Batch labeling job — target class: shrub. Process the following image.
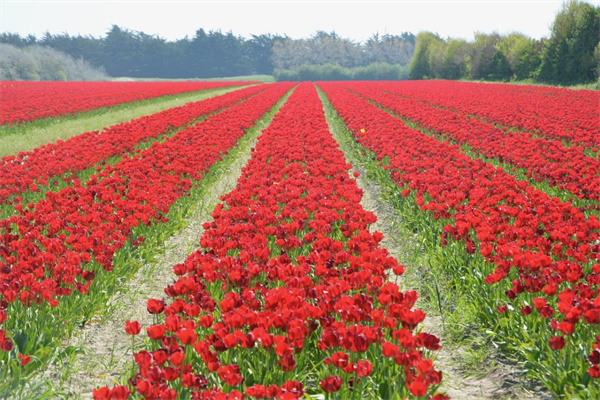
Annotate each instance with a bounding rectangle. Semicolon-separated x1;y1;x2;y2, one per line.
274;62;408;81
0;43;108;81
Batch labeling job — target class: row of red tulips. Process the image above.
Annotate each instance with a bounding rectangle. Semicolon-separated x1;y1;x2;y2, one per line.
95;83;445;400
0;81;254;126
317;82;600;381
337;82;600;207
0;83;294;361
0;84;268;209
374;80;599;148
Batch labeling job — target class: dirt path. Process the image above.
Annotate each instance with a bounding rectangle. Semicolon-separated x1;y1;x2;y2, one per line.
353;163;543;400
42;117;273;400
319;89;552;400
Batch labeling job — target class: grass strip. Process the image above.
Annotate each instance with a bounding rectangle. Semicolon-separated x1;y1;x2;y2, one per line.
354;91;600;218
0;88;265;220
0;85;253;157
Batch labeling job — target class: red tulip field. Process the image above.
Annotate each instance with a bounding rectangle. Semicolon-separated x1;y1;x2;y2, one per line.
0;80;598;399
0;81;255;127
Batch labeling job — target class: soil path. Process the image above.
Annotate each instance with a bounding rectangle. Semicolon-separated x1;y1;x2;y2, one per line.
319;89;552;400
43;116;272;399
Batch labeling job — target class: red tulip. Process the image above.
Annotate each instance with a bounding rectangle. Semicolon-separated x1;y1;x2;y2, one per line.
125;320;141;335
549;336;565;350
146;325;165;341
319;376;343;393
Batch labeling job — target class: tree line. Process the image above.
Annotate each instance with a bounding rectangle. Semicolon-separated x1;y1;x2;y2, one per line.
271;31;415;81
409;0;599;85
0;26;416;80
0;0;597;85
0;26;281;79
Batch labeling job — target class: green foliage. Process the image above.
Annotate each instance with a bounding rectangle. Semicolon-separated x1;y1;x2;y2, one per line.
595;42;600;79
274;62;408;81
406;1;599;85
275;64;353;81
271;31;415;71
353;62;409;80
441;39;471;80
3;1;598;84
470;33;503;80
488;49;512;81
364;33;416;66
497;33;542;80
539;0;600;84
0;26;286;79
1;28;415;80
0;43;107;81
408;32;443;79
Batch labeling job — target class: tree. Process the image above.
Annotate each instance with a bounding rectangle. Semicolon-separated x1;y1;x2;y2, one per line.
102;25;142;77
0;43;39;80
539;0;600;84
496;33;542;80
441;39;471;79
409;32;443;79
246;34;285;74
0;33;30;47
0;43;106;81
426;36;447;78
365;33;415;65
488;49;512;81
470;33;503;80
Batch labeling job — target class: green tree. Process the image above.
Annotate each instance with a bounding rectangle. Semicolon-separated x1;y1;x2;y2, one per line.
441;39;471;79
429;36;448;78
102;25;141;77
246;34;285;75
365;33;415;66
497;33;542;80
409;32;443;79
539;0;600;84
470;33;502;80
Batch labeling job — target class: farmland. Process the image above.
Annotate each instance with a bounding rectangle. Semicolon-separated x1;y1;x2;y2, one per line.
0;80;598;399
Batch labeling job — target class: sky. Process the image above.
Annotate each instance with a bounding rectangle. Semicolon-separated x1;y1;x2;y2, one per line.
2;0;600;44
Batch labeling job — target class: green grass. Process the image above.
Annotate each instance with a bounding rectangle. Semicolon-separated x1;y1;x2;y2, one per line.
0;85;251;158
0;95;236;220
194;74;275;83
120;75;276;83
351;89;599;215
458;78;600;91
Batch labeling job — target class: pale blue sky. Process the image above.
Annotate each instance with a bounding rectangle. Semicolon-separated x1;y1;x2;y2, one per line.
2;0;598;43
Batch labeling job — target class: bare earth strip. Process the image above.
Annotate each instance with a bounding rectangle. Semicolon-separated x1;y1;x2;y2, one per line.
38;89;293;399
0;85;250;158
318;87;552;400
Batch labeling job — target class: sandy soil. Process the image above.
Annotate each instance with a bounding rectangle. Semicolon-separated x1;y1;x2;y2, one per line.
322;93;552;400
42;126;264;399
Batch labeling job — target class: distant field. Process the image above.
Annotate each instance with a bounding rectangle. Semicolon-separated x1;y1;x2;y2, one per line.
120;74;276;83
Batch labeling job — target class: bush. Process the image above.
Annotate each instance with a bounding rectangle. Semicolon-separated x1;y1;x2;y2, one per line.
274;62;408;81
0;43;108;81
354;62;408;80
